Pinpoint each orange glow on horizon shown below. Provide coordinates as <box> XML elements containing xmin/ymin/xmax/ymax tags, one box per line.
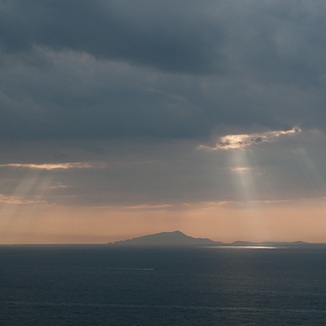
<box><xmin>0</xmin><ymin>198</ymin><xmax>326</xmax><ymax>244</ymax></box>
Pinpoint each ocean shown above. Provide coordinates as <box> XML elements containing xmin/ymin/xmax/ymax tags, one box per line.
<box><xmin>0</xmin><ymin>245</ymin><xmax>326</xmax><ymax>325</ymax></box>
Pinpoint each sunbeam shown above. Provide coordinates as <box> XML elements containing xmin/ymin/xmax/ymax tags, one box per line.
<box><xmin>292</xmin><ymin>147</ymin><xmax>325</xmax><ymax>193</ymax></box>
<box><xmin>0</xmin><ymin>168</ymin><xmax>56</xmax><ymax>243</ymax></box>
<box><xmin>229</xmin><ymin>149</ymin><xmax>256</xmax><ymax>203</ymax></box>
<box><xmin>227</xmin><ymin>148</ymin><xmax>270</xmax><ymax>240</ymax></box>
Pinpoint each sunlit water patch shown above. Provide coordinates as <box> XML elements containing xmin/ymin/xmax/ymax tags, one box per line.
<box><xmin>208</xmin><ymin>245</ymin><xmax>279</xmax><ymax>249</ymax></box>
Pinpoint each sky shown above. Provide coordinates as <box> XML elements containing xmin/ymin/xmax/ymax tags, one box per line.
<box><xmin>1</xmin><ymin>0</ymin><xmax>326</xmax><ymax>244</ymax></box>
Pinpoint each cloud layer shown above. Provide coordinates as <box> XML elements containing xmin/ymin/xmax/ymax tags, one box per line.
<box><xmin>1</xmin><ymin>0</ymin><xmax>326</xmax><ymax>221</ymax></box>
<box><xmin>1</xmin><ymin>0</ymin><xmax>326</xmax><ymax>143</ymax></box>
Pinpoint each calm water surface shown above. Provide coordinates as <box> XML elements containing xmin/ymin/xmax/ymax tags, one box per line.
<box><xmin>0</xmin><ymin>245</ymin><xmax>326</xmax><ymax>325</ymax></box>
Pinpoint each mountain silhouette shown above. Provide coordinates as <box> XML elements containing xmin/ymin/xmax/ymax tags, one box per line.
<box><xmin>108</xmin><ymin>230</ymin><xmax>223</xmax><ymax>247</ymax></box>
<box><xmin>107</xmin><ymin>232</ymin><xmax>321</xmax><ymax>248</ymax></box>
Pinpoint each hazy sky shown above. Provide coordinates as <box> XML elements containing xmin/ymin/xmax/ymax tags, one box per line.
<box><xmin>1</xmin><ymin>0</ymin><xmax>326</xmax><ymax>243</ymax></box>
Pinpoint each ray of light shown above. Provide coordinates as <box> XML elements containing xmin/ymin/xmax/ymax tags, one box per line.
<box><xmin>226</xmin><ymin>148</ymin><xmax>271</xmax><ymax>240</ymax></box>
<box><xmin>292</xmin><ymin>147</ymin><xmax>325</xmax><ymax>192</ymax></box>
<box><xmin>229</xmin><ymin>150</ymin><xmax>256</xmax><ymax>202</ymax></box>
<box><xmin>0</xmin><ymin>168</ymin><xmax>57</xmax><ymax>243</ymax></box>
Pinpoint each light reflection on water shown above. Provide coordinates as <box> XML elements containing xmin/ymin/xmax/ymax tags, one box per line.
<box><xmin>208</xmin><ymin>245</ymin><xmax>279</xmax><ymax>249</ymax></box>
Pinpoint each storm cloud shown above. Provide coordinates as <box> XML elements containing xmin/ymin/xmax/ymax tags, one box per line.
<box><xmin>1</xmin><ymin>0</ymin><xmax>326</xmax><ymax>142</ymax></box>
<box><xmin>0</xmin><ymin>0</ymin><xmax>225</xmax><ymax>73</ymax></box>
<box><xmin>1</xmin><ymin>0</ymin><xmax>326</xmax><ymax>214</ymax></box>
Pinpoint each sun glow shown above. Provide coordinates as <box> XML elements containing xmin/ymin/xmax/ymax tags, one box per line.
<box><xmin>198</xmin><ymin>127</ymin><xmax>301</xmax><ymax>151</ymax></box>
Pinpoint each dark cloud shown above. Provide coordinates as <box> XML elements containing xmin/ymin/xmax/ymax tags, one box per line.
<box><xmin>0</xmin><ymin>0</ymin><xmax>225</xmax><ymax>74</ymax></box>
<box><xmin>0</xmin><ymin>47</ymin><xmax>320</xmax><ymax>141</ymax></box>
<box><xmin>1</xmin><ymin>0</ymin><xmax>326</xmax><ymax>208</ymax></box>
<box><xmin>0</xmin><ymin>1</ymin><xmax>325</xmax><ymax>142</ymax></box>
<box><xmin>1</xmin><ymin>1</ymin><xmax>326</xmax><ymax>142</ymax></box>
<box><xmin>2</xmin><ymin>0</ymin><xmax>325</xmax><ymax>82</ymax></box>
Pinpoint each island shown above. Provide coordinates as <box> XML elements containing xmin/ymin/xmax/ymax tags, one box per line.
<box><xmin>107</xmin><ymin>230</ymin><xmax>222</xmax><ymax>247</ymax></box>
<box><xmin>107</xmin><ymin>231</ymin><xmax>324</xmax><ymax>248</ymax></box>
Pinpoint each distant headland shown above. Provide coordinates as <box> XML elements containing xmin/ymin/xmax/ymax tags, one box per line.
<box><xmin>107</xmin><ymin>231</ymin><xmax>324</xmax><ymax>248</ymax></box>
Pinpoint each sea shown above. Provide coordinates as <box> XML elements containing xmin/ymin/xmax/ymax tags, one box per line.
<box><xmin>0</xmin><ymin>245</ymin><xmax>326</xmax><ymax>326</ymax></box>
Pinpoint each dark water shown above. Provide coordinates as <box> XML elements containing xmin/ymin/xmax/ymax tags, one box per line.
<box><xmin>0</xmin><ymin>245</ymin><xmax>326</xmax><ymax>325</ymax></box>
